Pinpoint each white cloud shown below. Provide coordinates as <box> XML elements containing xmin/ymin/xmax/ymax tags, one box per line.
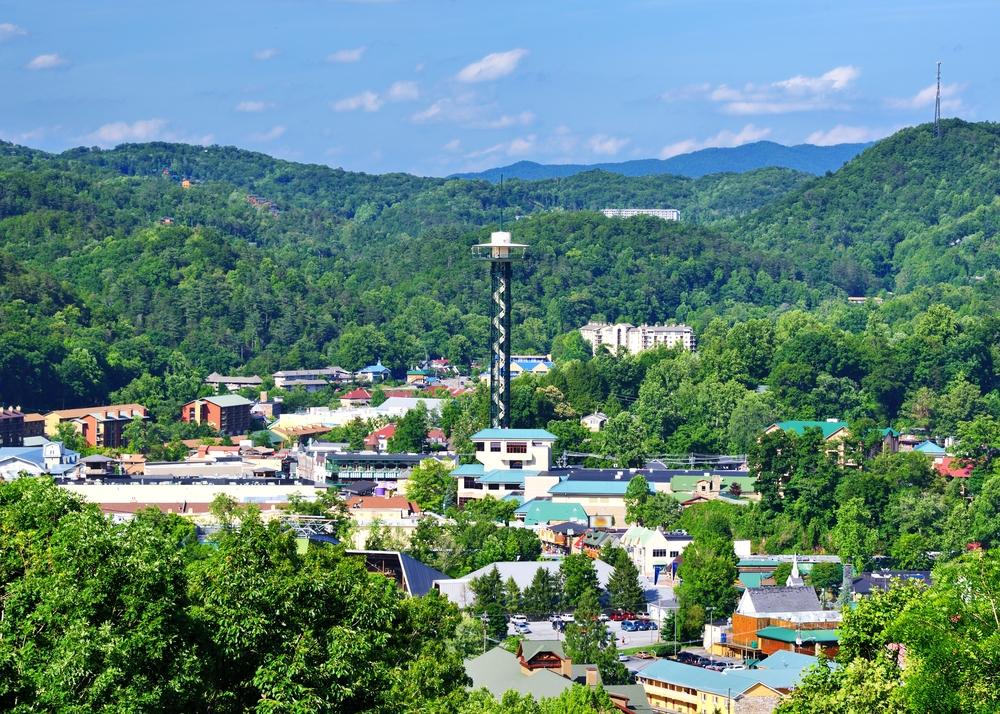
<box><xmin>0</xmin><ymin>22</ymin><xmax>27</xmax><ymax>42</ymax></box>
<box><xmin>87</xmin><ymin>119</ymin><xmax>169</xmax><ymax>144</ymax></box>
<box><xmin>386</xmin><ymin>80</ymin><xmax>419</xmax><ymax>102</ymax></box>
<box><xmin>253</xmin><ymin>48</ymin><xmax>279</xmax><ymax>61</ymax></box>
<box><xmin>774</xmin><ymin>65</ymin><xmax>860</xmax><ymax>94</ymax></box>
<box><xmin>465</xmin><ymin>134</ymin><xmax>536</xmax><ymax>159</ymax></box>
<box><xmin>443</xmin><ymin>138</ymin><xmax>461</xmax><ymax>151</ymax></box>
<box><xmin>84</xmin><ymin>118</ymin><xmax>213</xmax><ymax>147</ymax></box>
<box><xmin>333</xmin><ymin>90</ymin><xmax>383</xmax><ymax>112</ymax></box>
<box><xmin>411</xmin><ymin>94</ymin><xmax>481</xmax><ymax>123</ymax></box>
<box><xmin>235</xmin><ymin>100</ymin><xmax>273</xmax><ymax>113</ymax></box>
<box><xmin>26</xmin><ymin>53</ymin><xmax>67</xmax><ymax>70</ymax></box>
<box><xmin>659</xmin><ymin>124</ymin><xmax>772</xmax><ymax>159</ymax></box>
<box><xmin>806</xmin><ymin>124</ymin><xmax>891</xmax><ymax>145</ymax></box>
<box><xmin>252</xmin><ymin>125</ymin><xmax>286</xmax><ymax>141</ymax></box>
<box><xmin>887</xmin><ymin>82</ymin><xmax>964</xmax><ymax>111</ymax></box>
<box><xmin>666</xmin><ymin>65</ymin><xmax>860</xmax><ymax>115</ymax></box>
<box><xmin>478</xmin><ymin>111</ymin><xmax>535</xmax><ymax>129</ymax></box>
<box><xmin>456</xmin><ymin>48</ymin><xmax>528</xmax><ymax>83</ymax></box>
<box><xmin>327</xmin><ymin>46</ymin><xmax>366</xmax><ymax>64</ymax></box>
<box><xmin>587</xmin><ymin>134</ymin><xmax>630</xmax><ymax>156</ymax></box>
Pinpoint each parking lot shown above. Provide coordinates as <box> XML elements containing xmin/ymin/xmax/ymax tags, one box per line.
<box><xmin>508</xmin><ymin>617</ymin><xmax>665</xmax><ymax>649</ymax></box>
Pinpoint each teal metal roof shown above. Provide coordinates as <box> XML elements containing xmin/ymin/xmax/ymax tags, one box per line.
<box><xmin>739</xmin><ymin>572</ymin><xmax>771</xmax><ymax>589</ymax></box>
<box><xmin>471</xmin><ymin>428</ymin><xmax>556</xmax><ymax>441</ymax></box>
<box><xmin>914</xmin><ymin>440</ymin><xmax>946</xmax><ymax>455</ymax></box>
<box><xmin>757</xmin><ymin>626</ymin><xmax>840</xmax><ymax>644</ymax></box>
<box><xmin>452</xmin><ymin>463</ymin><xmax>484</xmax><ymax>476</ymax></box>
<box><xmin>548</xmin><ymin>479</ymin><xmax>650</xmax><ymax>496</ymax></box>
<box><xmin>773</xmin><ymin>420</ymin><xmax>848</xmax><ymax>438</ymax></box>
<box><xmin>739</xmin><ymin>558</ymin><xmax>781</xmax><ymax>567</ymax></box>
<box><xmin>640</xmin><ymin>653</ymin><xmax>826</xmax><ymax>696</ymax></box>
<box><xmin>880</xmin><ymin>427</ymin><xmax>900</xmax><ymax>437</ymax></box>
<box><xmin>477</xmin><ymin>469</ymin><xmax>538</xmax><ymax>485</ymax></box>
<box><xmin>516</xmin><ymin>499</ymin><xmax>589</xmax><ymax>525</ymax></box>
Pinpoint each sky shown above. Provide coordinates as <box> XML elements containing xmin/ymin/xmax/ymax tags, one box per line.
<box><xmin>0</xmin><ymin>0</ymin><xmax>997</xmax><ymax>176</ymax></box>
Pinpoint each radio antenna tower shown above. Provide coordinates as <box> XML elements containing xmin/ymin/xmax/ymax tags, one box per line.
<box><xmin>935</xmin><ymin>61</ymin><xmax>942</xmax><ymax>138</ymax></box>
<box><xmin>473</xmin><ymin>220</ymin><xmax>527</xmax><ymax>428</ymax></box>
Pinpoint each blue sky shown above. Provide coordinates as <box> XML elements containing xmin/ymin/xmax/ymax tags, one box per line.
<box><xmin>1</xmin><ymin>0</ymin><xmax>997</xmax><ymax>176</ymax></box>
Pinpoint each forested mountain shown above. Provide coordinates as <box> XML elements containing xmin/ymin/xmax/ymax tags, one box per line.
<box><xmin>0</xmin><ymin>120</ymin><xmax>998</xmax><ymax>413</ymax></box>
<box><xmin>450</xmin><ymin>141</ymin><xmax>871</xmax><ymax>181</ymax></box>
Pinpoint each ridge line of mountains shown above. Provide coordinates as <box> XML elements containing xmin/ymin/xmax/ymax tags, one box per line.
<box><xmin>448</xmin><ymin>140</ymin><xmax>872</xmax><ymax>182</ymax></box>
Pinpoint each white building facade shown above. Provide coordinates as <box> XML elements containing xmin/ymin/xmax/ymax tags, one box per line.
<box><xmin>600</xmin><ymin>208</ymin><xmax>680</xmax><ymax>221</ymax></box>
<box><xmin>579</xmin><ymin>322</ymin><xmax>695</xmax><ymax>355</ymax></box>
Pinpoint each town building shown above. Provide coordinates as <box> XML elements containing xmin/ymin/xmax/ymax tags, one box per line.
<box><xmin>580</xmin><ymin>411</ymin><xmax>608</xmax><ymax>432</ymax></box>
<box><xmin>579</xmin><ymin>322</ymin><xmax>695</xmax><ymax>356</ymax></box>
<box><xmin>340</xmin><ymin>387</ymin><xmax>372</xmax><ymax>408</ymax></box>
<box><xmin>509</xmin><ymin>358</ymin><xmax>555</xmax><ymax>377</ymax></box>
<box><xmin>727</xmin><ymin>586</ymin><xmax>841</xmax><ymax>660</ymax></box>
<box><xmin>180</xmin><ymin>395</ymin><xmax>252</xmax><ymax>435</ymax></box>
<box><xmin>851</xmin><ymin>569</ymin><xmax>931</xmax><ymax>596</ymax></box>
<box><xmin>0</xmin><ymin>407</ymin><xmax>25</xmax><ymax>447</ymax></box>
<box><xmin>0</xmin><ymin>437</ymin><xmax>81</xmax><ymax>480</ymax></box>
<box><xmin>41</xmin><ymin>404</ymin><xmax>148</xmax><ymax>446</ymax></box>
<box><xmin>21</xmin><ymin>413</ymin><xmax>45</xmax><ymax>439</ymax></box>
<box><xmin>618</xmin><ymin>526</ymin><xmax>693</xmax><ymax>581</ymax></box>
<box><xmin>466</xmin><ymin>641</ymin><xmax>652</xmax><ymax>713</ymax></box>
<box><xmin>363</xmin><ymin>424</ymin><xmax>397</xmax><ymax>452</ymax></box>
<box><xmin>204</xmin><ymin>372</ymin><xmax>263</xmax><ymax>392</ymax></box>
<box><xmin>345</xmin><ymin>550</ymin><xmax>448</xmax><ymax>597</ymax></box>
<box><xmin>513</xmin><ymin>498</ymin><xmax>589</xmax><ymax>526</ymax></box>
<box><xmin>356</xmin><ymin>361</ymin><xmax>391</xmax><ymax>383</ymax></box>
<box><xmin>272</xmin><ymin>366</ymin><xmax>350</xmax><ymax>390</ymax></box>
<box><xmin>601</xmin><ymin>207</ymin><xmax>680</xmax><ymax>221</ymax></box>
<box><xmin>455</xmin><ymin>428</ymin><xmax>557</xmax><ymax>505</ymax></box>
<box><xmin>636</xmin><ymin>650</ymin><xmax>827</xmax><ymax>714</ymax></box>
<box><xmin>345</xmin><ymin>494</ymin><xmax>421</xmax><ymax>520</ymax></box>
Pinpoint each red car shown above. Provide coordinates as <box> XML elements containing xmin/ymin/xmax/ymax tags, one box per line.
<box><xmin>609</xmin><ymin>610</ymin><xmax>636</xmax><ymax>621</ymax></box>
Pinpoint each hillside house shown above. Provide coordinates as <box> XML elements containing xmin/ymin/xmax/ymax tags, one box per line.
<box><xmin>340</xmin><ymin>388</ymin><xmax>372</xmax><ymax>407</ymax></box>
<box><xmin>580</xmin><ymin>412</ymin><xmax>609</xmax><ymax>432</ymax></box>
<box><xmin>618</xmin><ymin>526</ymin><xmax>693</xmax><ymax>581</ymax></box>
<box><xmin>356</xmin><ymin>361</ymin><xmax>391</xmax><ymax>383</ymax></box>
<box><xmin>204</xmin><ymin>372</ymin><xmax>263</xmax><ymax>392</ymax></box>
<box><xmin>0</xmin><ymin>408</ymin><xmax>25</xmax><ymax>447</ymax></box>
<box><xmin>42</xmin><ymin>404</ymin><xmax>148</xmax><ymax>448</ymax></box>
<box><xmin>0</xmin><ymin>437</ymin><xmax>81</xmax><ymax>480</ymax></box>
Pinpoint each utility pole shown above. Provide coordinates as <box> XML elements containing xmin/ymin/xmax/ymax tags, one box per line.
<box><xmin>935</xmin><ymin>61</ymin><xmax>942</xmax><ymax>138</ymax></box>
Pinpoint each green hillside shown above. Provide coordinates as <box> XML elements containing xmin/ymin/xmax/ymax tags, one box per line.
<box><xmin>731</xmin><ymin>119</ymin><xmax>1000</xmax><ymax>295</ymax></box>
<box><xmin>1</xmin><ymin>121</ymin><xmax>999</xmax><ymax>412</ymax></box>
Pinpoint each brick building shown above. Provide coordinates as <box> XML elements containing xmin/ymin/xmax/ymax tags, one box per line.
<box><xmin>42</xmin><ymin>404</ymin><xmax>148</xmax><ymax>448</ymax></box>
<box><xmin>0</xmin><ymin>408</ymin><xmax>25</xmax><ymax>447</ymax></box>
<box><xmin>181</xmin><ymin>395</ymin><xmax>252</xmax><ymax>436</ymax></box>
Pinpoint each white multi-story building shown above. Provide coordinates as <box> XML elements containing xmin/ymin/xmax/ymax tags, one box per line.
<box><xmin>600</xmin><ymin>208</ymin><xmax>680</xmax><ymax>221</ymax></box>
<box><xmin>579</xmin><ymin>322</ymin><xmax>695</xmax><ymax>355</ymax></box>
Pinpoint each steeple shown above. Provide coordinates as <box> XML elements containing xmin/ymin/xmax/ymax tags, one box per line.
<box><xmin>786</xmin><ymin>555</ymin><xmax>805</xmax><ymax>587</ymax></box>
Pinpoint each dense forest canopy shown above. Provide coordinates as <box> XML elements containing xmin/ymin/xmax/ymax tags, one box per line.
<box><xmin>1</xmin><ymin>120</ymin><xmax>998</xmax><ymax>412</ymax></box>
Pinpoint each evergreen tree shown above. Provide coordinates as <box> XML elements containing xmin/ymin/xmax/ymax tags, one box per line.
<box><xmin>560</xmin><ymin>554</ymin><xmax>600</xmax><ymax>610</ymax></box>
<box><xmin>503</xmin><ymin>576</ymin><xmax>521</xmax><ymax>614</ymax></box>
<box><xmin>606</xmin><ymin>556</ymin><xmax>645</xmax><ymax>612</ymax></box>
<box><xmin>521</xmin><ymin>567</ymin><xmax>561</xmax><ymax>619</ymax></box>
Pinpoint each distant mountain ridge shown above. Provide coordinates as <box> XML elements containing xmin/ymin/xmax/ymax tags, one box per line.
<box><xmin>450</xmin><ymin>140</ymin><xmax>871</xmax><ymax>181</ymax></box>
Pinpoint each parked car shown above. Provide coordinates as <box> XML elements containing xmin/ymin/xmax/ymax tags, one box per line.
<box><xmin>561</xmin><ymin>613</ymin><xmax>575</xmax><ymax>623</ymax></box>
<box><xmin>645</xmin><ymin>621</ymin><xmax>658</xmax><ymax>630</ymax></box>
<box><xmin>515</xmin><ymin>624</ymin><xmax>531</xmax><ymax>634</ymax></box>
<box><xmin>634</xmin><ymin>651</ymin><xmax>656</xmax><ymax>660</ymax></box>
<box><xmin>617</xmin><ymin>654</ymin><xmax>631</xmax><ymax>662</ymax></box>
<box><xmin>723</xmin><ymin>664</ymin><xmax>746</xmax><ymax>671</ymax></box>
<box><xmin>510</xmin><ymin>615</ymin><xmax>528</xmax><ymax>626</ymax></box>
<box><xmin>598</xmin><ymin>613</ymin><xmax>610</xmax><ymax>622</ymax></box>
<box><xmin>551</xmin><ymin>619</ymin><xmax>564</xmax><ymax>631</ymax></box>
<box><xmin>620</xmin><ymin>620</ymin><xmax>637</xmax><ymax>632</ymax></box>
<box><xmin>610</xmin><ymin>610</ymin><xmax>636</xmax><ymax>621</ymax></box>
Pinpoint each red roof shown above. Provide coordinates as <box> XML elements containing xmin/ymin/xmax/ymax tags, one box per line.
<box><xmin>363</xmin><ymin>424</ymin><xmax>397</xmax><ymax>447</ymax></box>
<box><xmin>342</xmin><ymin>388</ymin><xmax>372</xmax><ymax>400</ymax></box>
<box><xmin>427</xmin><ymin>427</ymin><xmax>446</xmax><ymax>441</ymax></box>
<box><xmin>383</xmin><ymin>388</ymin><xmax>418</xmax><ymax>398</ymax></box>
<box><xmin>345</xmin><ymin>495</ymin><xmax>420</xmax><ymax>513</ymax></box>
<box><xmin>934</xmin><ymin>457</ymin><xmax>973</xmax><ymax>478</ymax></box>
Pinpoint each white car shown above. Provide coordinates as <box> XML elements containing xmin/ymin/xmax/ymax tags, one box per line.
<box><xmin>598</xmin><ymin>613</ymin><xmax>610</xmax><ymax>621</ymax></box>
<box><xmin>561</xmin><ymin>613</ymin><xmax>575</xmax><ymax>623</ymax></box>
<box><xmin>510</xmin><ymin>615</ymin><xmax>528</xmax><ymax>626</ymax></box>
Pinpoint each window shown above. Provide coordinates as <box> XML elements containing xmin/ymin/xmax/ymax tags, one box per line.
<box><xmin>670</xmin><ymin>551</ymin><xmax>679</xmax><ymax>558</ymax></box>
<box><xmin>475</xmin><ymin>442</ymin><xmax>484</xmax><ymax>452</ymax></box>
<box><xmin>507</xmin><ymin>442</ymin><xmax>527</xmax><ymax>454</ymax></box>
<box><xmin>652</xmin><ymin>549</ymin><xmax>667</xmax><ymax>558</ymax></box>
<box><xmin>490</xmin><ymin>442</ymin><xmax>501</xmax><ymax>452</ymax></box>
<box><xmin>509</xmin><ymin>460</ymin><xmax>523</xmax><ymax>469</ymax></box>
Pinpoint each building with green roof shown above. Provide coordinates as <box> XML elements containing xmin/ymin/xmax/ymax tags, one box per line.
<box><xmin>515</xmin><ymin>499</ymin><xmax>588</xmax><ymax>526</ymax></box>
<box><xmin>768</xmin><ymin>420</ymin><xmax>849</xmax><ymax>439</ymax></box>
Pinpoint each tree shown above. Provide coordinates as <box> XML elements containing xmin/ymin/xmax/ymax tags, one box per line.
<box><xmin>364</xmin><ymin>518</ymin><xmax>403</xmax><ymax>550</ymax></box>
<box><xmin>624</xmin><ymin>475</ymin><xmax>652</xmax><ymax>526</ymax></box>
<box><xmin>389</xmin><ymin>403</ymin><xmax>429</xmax><ymax>453</ymax></box>
<box><xmin>563</xmin><ymin>588</ymin><xmax>629</xmax><ymax>685</ymax></box>
<box><xmin>406</xmin><ymin>459</ymin><xmax>456</xmax><ymax>513</ymax></box>
<box><xmin>54</xmin><ymin>421</ymin><xmax>87</xmax><ymax>453</ymax></box>
<box><xmin>560</xmin><ymin>554</ymin><xmax>600</xmax><ymax>610</ymax></box>
<box><xmin>470</xmin><ymin>566</ymin><xmax>508</xmax><ymax>642</ymax></box>
<box><xmin>521</xmin><ymin>567</ymin><xmax>562</xmax><ymax>619</ymax></box>
<box><xmin>598</xmin><ymin>412</ymin><xmax>647</xmax><ymax>467</ymax></box>
<box><xmin>831</xmin><ymin>497</ymin><xmax>879</xmax><ymax>572</ymax></box>
<box><xmin>503</xmin><ymin>576</ymin><xmax>522</xmax><ymax>614</ymax></box>
<box><xmin>675</xmin><ymin>539</ymin><xmax>738</xmax><ymax>638</ymax></box>
<box><xmin>606</xmin><ymin>554</ymin><xmax>645</xmax><ymax>612</ymax></box>
<box><xmin>808</xmin><ymin>562</ymin><xmax>844</xmax><ymax>592</ymax></box>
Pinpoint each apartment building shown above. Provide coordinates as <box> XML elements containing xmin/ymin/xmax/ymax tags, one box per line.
<box><xmin>579</xmin><ymin>322</ymin><xmax>695</xmax><ymax>355</ymax></box>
